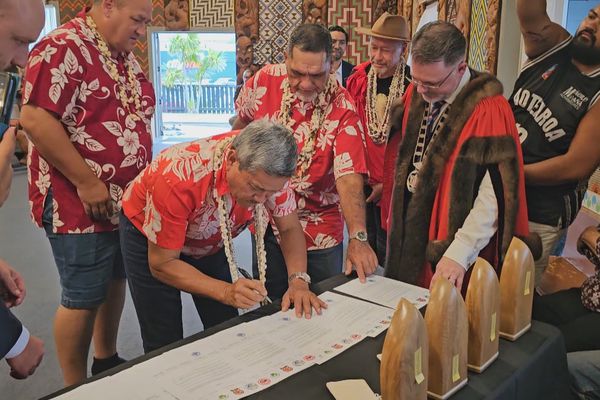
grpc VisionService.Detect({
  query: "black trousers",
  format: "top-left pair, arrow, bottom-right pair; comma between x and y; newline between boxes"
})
365,185 -> 387,266
533,288 -> 600,352
119,213 -> 238,353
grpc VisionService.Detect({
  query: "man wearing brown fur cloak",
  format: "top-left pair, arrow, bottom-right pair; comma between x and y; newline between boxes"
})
380,21 -> 530,290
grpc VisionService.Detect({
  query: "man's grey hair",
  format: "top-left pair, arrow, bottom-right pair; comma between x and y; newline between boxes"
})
288,24 -> 332,61
411,21 -> 466,66
232,119 -> 298,177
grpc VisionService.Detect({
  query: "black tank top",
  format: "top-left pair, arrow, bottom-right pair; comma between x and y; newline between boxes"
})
509,37 -> 600,227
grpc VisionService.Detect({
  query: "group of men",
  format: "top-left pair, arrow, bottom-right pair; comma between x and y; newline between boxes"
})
1,0 -> 599,397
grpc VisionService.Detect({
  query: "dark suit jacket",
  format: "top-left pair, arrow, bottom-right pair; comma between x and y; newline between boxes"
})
341,60 -> 355,88
0,303 -> 23,359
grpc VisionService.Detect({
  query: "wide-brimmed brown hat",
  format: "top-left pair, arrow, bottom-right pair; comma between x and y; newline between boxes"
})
355,12 -> 410,42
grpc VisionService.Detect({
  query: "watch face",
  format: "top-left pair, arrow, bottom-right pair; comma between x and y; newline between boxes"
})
355,231 -> 367,241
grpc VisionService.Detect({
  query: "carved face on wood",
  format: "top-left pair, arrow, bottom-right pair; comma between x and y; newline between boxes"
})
164,0 -> 189,30
236,35 -> 254,69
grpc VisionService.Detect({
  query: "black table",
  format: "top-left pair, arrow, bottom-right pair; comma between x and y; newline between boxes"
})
43,274 -> 573,400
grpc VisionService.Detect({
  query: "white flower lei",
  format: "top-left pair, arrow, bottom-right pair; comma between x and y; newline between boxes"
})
277,75 -> 338,181
85,16 -> 142,113
212,137 -> 268,294
365,61 -> 406,145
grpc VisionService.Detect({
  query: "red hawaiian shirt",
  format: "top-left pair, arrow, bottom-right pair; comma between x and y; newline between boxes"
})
24,10 -> 155,233
235,64 -> 367,250
122,131 -> 296,258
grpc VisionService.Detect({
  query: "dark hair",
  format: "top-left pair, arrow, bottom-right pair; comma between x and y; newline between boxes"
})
328,25 -> 349,43
288,24 -> 332,61
411,21 -> 466,66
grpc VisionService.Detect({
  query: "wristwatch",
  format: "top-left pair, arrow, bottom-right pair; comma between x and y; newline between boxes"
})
288,272 -> 311,284
349,231 -> 368,242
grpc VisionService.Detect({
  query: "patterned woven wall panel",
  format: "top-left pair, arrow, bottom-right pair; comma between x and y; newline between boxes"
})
328,0 -> 372,67
253,0 -> 302,65
468,0 -> 487,71
58,0 -> 87,24
189,0 -> 234,28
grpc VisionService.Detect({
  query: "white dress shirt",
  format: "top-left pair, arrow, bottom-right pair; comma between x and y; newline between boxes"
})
335,62 -> 343,86
5,325 -> 30,359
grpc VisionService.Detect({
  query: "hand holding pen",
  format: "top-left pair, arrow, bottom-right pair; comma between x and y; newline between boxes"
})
238,268 -> 273,306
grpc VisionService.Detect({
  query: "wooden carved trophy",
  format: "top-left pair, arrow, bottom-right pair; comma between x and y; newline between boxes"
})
425,277 -> 468,399
499,237 -> 535,341
381,298 -> 428,400
465,258 -> 500,373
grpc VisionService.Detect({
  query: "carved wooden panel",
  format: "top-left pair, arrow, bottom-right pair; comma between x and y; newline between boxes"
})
303,0 -> 328,25
234,0 -> 259,84
165,0 -> 189,30
373,0 -> 398,23
397,0 -> 415,39
456,0 -> 472,42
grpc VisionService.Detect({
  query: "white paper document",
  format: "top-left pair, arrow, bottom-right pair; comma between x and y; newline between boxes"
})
334,275 -> 430,310
52,291 -> 393,400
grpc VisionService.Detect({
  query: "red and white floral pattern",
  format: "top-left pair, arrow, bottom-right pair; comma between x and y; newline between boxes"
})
236,64 -> 368,250
122,132 -> 296,258
24,10 -> 155,233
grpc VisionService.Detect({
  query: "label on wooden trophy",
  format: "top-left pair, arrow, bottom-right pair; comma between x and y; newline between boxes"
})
466,258 -> 500,373
381,298 -> 428,400
425,278 -> 468,400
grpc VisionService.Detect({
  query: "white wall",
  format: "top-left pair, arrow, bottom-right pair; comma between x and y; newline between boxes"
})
496,0 -> 566,98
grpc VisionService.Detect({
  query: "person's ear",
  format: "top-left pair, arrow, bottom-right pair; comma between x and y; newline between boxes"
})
103,0 -> 116,17
226,148 -> 238,166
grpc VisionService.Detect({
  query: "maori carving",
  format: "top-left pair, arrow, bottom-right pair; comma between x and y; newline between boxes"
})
438,0 -> 448,22
374,0 -> 398,23
397,0 -> 415,38
234,0 -> 258,84
235,0 -> 259,41
164,0 -> 189,30
303,0 -> 327,26
455,0 -> 472,40
236,35 -> 254,84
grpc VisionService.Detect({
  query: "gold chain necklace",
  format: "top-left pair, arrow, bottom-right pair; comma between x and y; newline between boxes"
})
212,137 -> 268,294
278,75 -> 337,181
365,61 -> 406,145
85,16 -> 142,113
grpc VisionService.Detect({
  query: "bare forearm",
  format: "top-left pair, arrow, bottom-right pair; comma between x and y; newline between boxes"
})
336,173 -> 367,233
21,105 -> 97,188
525,156 -> 596,185
517,0 -> 547,26
150,258 -> 229,302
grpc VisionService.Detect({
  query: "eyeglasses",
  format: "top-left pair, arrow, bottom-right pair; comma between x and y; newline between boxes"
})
411,66 -> 456,90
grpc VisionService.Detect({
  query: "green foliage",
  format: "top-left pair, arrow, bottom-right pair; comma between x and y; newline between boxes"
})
162,34 -> 226,113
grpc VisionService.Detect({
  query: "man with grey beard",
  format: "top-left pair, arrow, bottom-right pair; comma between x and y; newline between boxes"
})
510,0 -> 600,283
